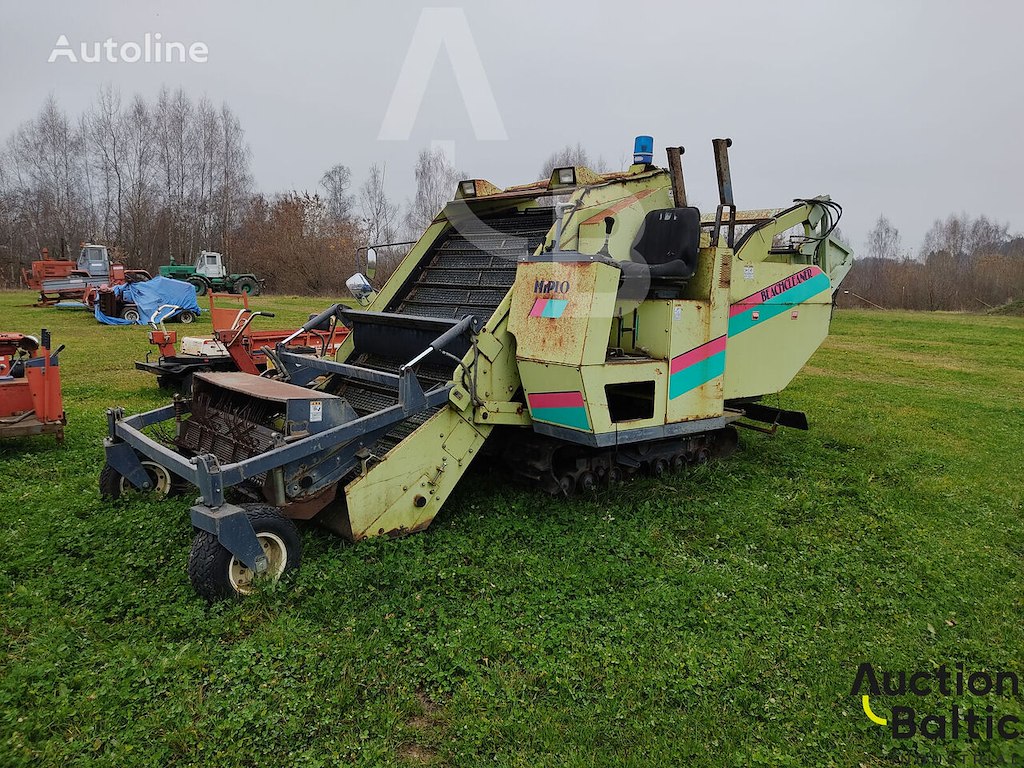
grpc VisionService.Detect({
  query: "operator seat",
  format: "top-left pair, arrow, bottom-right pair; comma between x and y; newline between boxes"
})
618,207 -> 701,301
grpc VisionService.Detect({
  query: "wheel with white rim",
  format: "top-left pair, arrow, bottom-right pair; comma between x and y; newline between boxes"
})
121,306 -> 142,323
187,504 -> 301,601
99,460 -> 177,500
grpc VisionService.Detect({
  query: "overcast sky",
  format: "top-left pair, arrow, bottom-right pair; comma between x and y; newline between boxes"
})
1,0 -> 1021,253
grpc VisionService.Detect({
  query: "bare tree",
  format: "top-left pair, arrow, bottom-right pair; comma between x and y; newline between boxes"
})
539,142 -> 607,178
359,164 -> 399,243
87,85 -> 126,245
866,215 -> 902,261
405,147 -> 460,236
359,163 -> 403,278
320,164 -> 354,225
921,213 -> 1009,262
217,103 -> 252,258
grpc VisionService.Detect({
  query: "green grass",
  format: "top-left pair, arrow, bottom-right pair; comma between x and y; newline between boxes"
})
1,291 -> 1022,767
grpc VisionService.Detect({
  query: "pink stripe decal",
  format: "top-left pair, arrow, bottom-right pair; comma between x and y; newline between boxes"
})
528,391 -> 585,410
670,335 -> 727,374
730,266 -> 825,317
530,299 -> 547,317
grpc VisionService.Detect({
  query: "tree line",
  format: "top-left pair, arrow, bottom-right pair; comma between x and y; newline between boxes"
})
840,213 -> 1024,311
2,88 -> 1019,307
0,88 -> 469,294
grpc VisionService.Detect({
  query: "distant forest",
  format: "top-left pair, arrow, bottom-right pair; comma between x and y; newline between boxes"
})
838,213 -> 1024,312
0,87 -> 460,294
1,88 -> 1021,308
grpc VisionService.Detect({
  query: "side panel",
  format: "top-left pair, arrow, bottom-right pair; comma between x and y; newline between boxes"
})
507,261 -> 619,367
517,361 -> 591,432
327,408 -> 490,539
723,265 -> 833,399
664,301 -> 726,423
582,359 -> 667,434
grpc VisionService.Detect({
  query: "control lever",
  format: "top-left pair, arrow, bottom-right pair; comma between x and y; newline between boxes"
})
280,303 -> 343,346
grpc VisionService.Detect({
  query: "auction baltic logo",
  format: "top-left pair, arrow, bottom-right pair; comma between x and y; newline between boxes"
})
48,34 -> 208,64
854,662 -> 1022,740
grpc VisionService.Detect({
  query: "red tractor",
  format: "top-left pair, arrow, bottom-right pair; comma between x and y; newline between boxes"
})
0,330 -> 66,442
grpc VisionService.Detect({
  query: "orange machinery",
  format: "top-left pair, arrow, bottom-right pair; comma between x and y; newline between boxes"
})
21,248 -> 76,290
0,330 -> 66,442
137,293 -> 349,392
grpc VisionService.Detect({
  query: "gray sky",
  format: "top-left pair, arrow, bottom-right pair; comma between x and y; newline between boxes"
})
1,0 -> 1021,253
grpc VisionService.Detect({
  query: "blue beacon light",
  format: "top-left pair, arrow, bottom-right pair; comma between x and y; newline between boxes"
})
633,135 -> 654,165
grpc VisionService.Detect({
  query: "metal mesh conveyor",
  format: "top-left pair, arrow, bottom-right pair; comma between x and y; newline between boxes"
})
392,209 -> 553,320
330,208 -> 554,457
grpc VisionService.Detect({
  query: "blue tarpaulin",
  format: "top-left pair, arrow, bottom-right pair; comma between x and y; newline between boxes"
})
93,276 -> 201,325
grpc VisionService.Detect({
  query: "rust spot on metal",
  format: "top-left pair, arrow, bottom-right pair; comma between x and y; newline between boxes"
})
699,208 -> 784,225
283,483 -> 338,520
719,251 -> 732,288
195,371 -> 340,402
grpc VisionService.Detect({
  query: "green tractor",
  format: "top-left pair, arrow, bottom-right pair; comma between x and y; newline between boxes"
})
159,251 -> 264,296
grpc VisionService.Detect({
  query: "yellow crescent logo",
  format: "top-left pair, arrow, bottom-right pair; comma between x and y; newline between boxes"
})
862,695 -> 887,726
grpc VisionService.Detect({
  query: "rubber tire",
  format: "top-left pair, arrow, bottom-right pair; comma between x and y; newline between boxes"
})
99,460 -> 177,500
187,504 -> 301,602
233,277 -> 259,296
121,306 -> 141,323
187,276 -> 208,296
176,310 -> 196,324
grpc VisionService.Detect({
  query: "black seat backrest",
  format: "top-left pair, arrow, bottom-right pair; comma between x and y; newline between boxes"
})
629,207 -> 701,278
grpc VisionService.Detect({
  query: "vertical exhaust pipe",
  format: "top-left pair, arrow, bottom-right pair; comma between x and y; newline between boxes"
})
711,138 -> 737,248
712,138 -> 734,207
665,146 -> 687,208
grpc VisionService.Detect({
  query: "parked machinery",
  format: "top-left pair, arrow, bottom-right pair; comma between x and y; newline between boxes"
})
36,243 -> 150,306
0,330 -> 66,442
21,247 -> 76,291
104,137 -> 853,599
135,293 -> 350,393
159,251 -> 263,296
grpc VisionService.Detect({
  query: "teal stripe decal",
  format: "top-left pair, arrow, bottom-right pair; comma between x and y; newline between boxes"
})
541,299 -> 568,318
728,272 -> 831,336
531,406 -> 590,431
669,350 -> 726,399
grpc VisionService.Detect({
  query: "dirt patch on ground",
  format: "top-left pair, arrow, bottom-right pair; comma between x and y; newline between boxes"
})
399,690 -> 443,765
398,742 -> 439,764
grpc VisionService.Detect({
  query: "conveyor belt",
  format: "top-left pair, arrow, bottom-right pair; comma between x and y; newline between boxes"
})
333,208 -> 553,457
392,209 -> 553,320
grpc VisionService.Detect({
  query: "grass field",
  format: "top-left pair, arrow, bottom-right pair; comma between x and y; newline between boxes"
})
1,290 -> 1022,767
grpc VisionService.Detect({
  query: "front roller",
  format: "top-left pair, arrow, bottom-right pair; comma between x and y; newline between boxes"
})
188,504 -> 301,601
